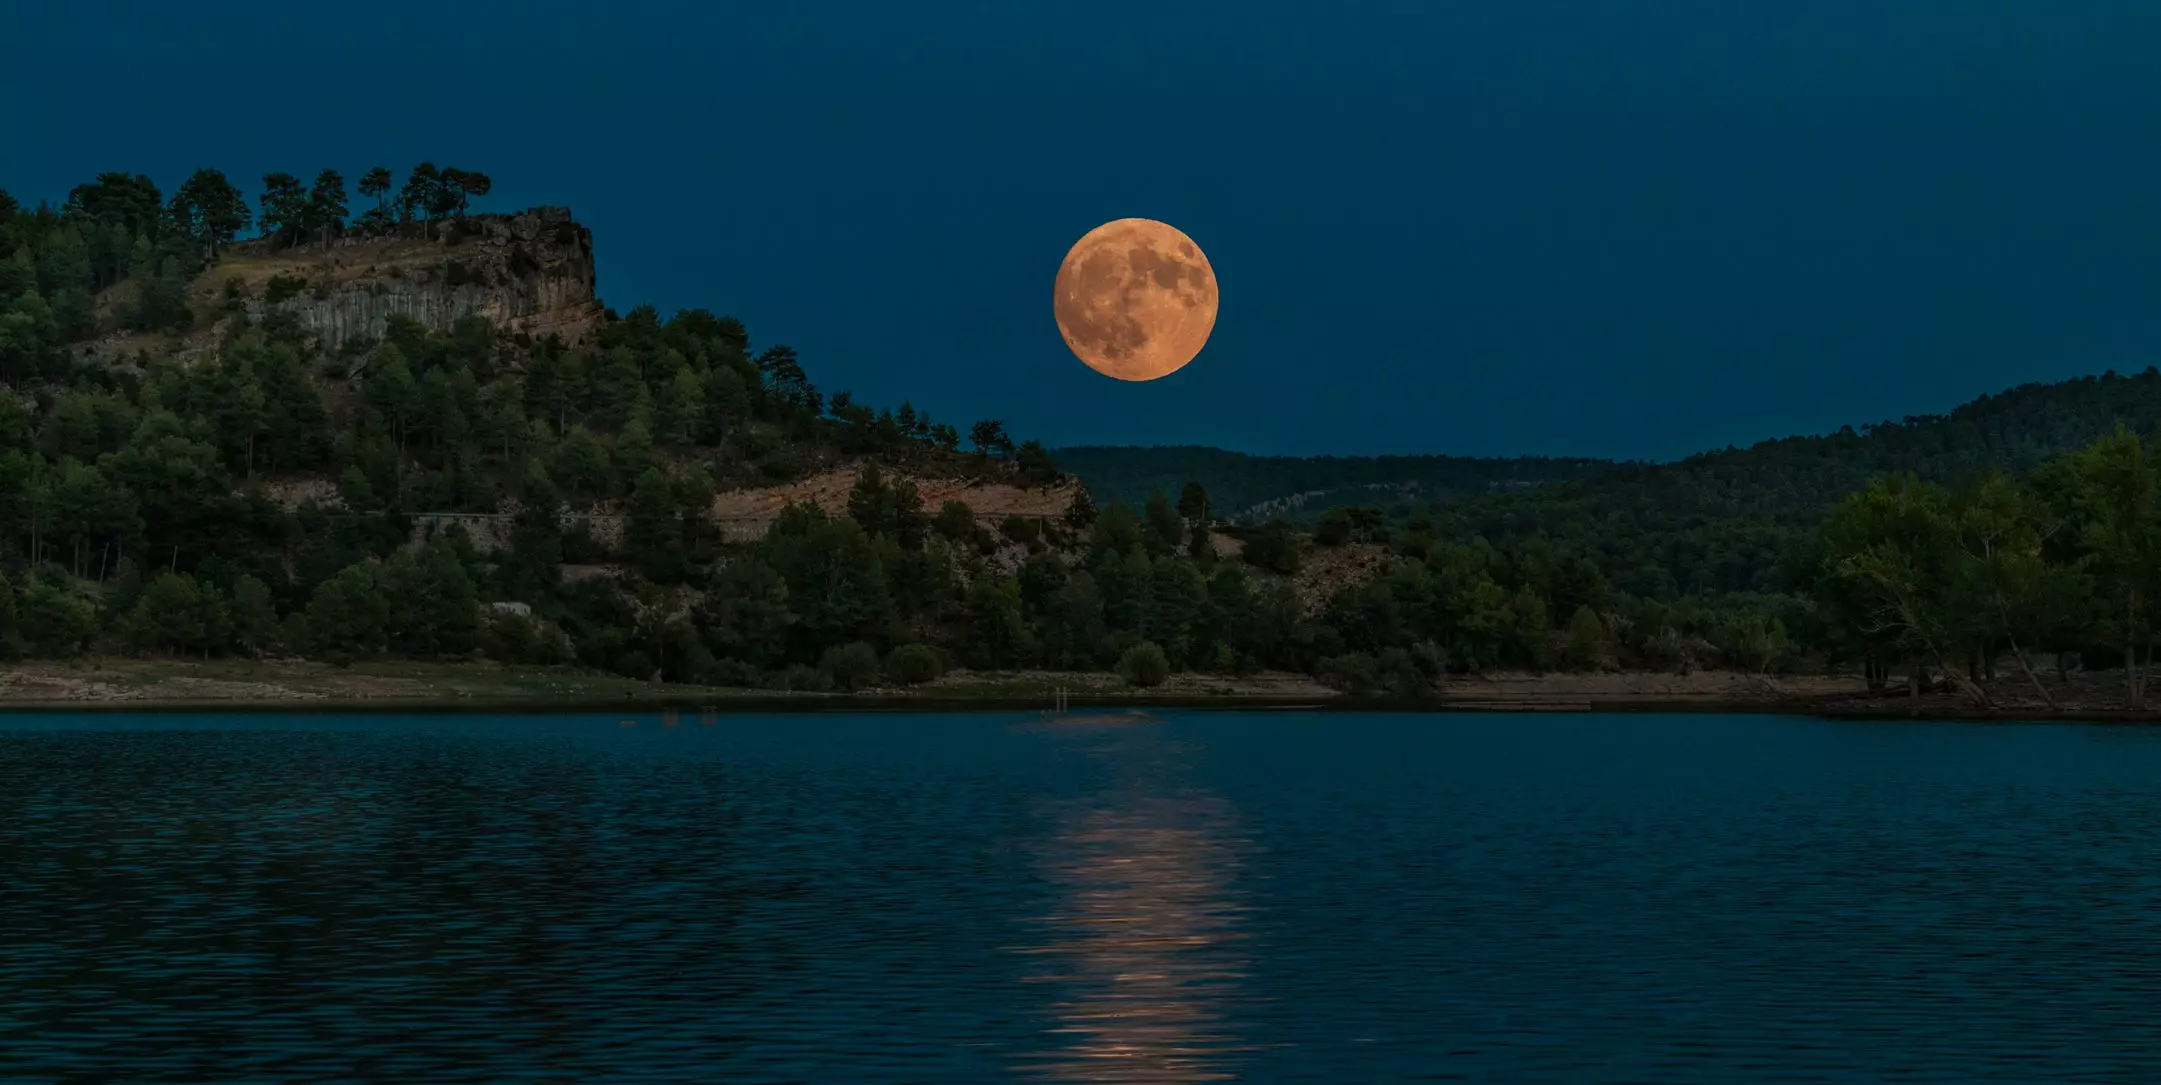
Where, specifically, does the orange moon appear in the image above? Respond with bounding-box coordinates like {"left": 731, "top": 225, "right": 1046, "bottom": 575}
{"left": 1052, "top": 218, "right": 1219, "bottom": 381}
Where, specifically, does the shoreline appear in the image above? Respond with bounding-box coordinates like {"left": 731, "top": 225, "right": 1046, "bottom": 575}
{"left": 3, "top": 696, "right": 2156, "bottom": 724}
{"left": 1, "top": 659, "right": 2154, "bottom": 723}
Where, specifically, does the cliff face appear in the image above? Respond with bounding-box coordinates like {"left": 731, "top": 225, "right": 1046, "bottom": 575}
{"left": 230, "top": 207, "right": 603, "bottom": 353}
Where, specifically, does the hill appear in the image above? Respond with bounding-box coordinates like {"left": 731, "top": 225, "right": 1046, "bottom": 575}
{"left": 1056, "top": 445, "right": 1619, "bottom": 523}
{"left": 1065, "top": 368, "right": 2161, "bottom": 598}
{"left": 1440, "top": 368, "right": 2161, "bottom": 598}
{"left": 0, "top": 164, "right": 1091, "bottom": 689}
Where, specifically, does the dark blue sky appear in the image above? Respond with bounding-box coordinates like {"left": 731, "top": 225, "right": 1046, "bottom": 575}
{"left": 7, "top": 1, "right": 2159, "bottom": 459}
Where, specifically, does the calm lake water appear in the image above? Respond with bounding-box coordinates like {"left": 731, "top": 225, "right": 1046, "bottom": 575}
{"left": 7, "top": 709, "right": 2161, "bottom": 1083}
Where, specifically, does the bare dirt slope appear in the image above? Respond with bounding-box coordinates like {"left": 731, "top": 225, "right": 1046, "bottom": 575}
{"left": 1233, "top": 541, "right": 1389, "bottom": 615}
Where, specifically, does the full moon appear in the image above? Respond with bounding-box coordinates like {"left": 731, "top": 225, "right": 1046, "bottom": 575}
{"left": 1052, "top": 218, "right": 1218, "bottom": 382}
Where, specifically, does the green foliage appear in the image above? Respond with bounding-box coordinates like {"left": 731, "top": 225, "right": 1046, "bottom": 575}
{"left": 306, "top": 564, "right": 388, "bottom": 661}
{"left": 1564, "top": 604, "right": 1607, "bottom": 671}
{"left": 18, "top": 574, "right": 97, "bottom": 658}
{"left": 969, "top": 419, "right": 1012, "bottom": 459}
{"left": 1317, "top": 652, "right": 1380, "bottom": 694}
{"left": 264, "top": 274, "right": 308, "bottom": 304}
{"left": 964, "top": 575, "right": 1034, "bottom": 668}
{"left": 1143, "top": 489, "right": 1184, "bottom": 555}
{"left": 1015, "top": 440, "right": 1060, "bottom": 485}
{"left": 0, "top": 570, "right": 20, "bottom": 659}
{"left": 1063, "top": 486, "right": 1097, "bottom": 530}
{"left": 885, "top": 643, "right": 945, "bottom": 685}
{"left": 168, "top": 168, "right": 251, "bottom": 261}
{"left": 933, "top": 500, "right": 977, "bottom": 543}
{"left": 1115, "top": 640, "right": 1170, "bottom": 688}
{"left": 1061, "top": 445, "right": 1614, "bottom": 525}
{"left": 818, "top": 641, "right": 882, "bottom": 690}
{"left": 306, "top": 170, "right": 348, "bottom": 249}
{"left": 1241, "top": 518, "right": 1301, "bottom": 574}
{"left": 129, "top": 572, "right": 225, "bottom": 656}
{"left": 258, "top": 172, "right": 309, "bottom": 247}
{"left": 1315, "top": 506, "right": 1389, "bottom": 546}
{"left": 231, "top": 574, "right": 279, "bottom": 655}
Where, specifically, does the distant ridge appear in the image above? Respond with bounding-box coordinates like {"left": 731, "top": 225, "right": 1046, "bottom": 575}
{"left": 1059, "top": 367, "right": 2161, "bottom": 539}
{"left": 1054, "top": 444, "right": 1620, "bottom": 523}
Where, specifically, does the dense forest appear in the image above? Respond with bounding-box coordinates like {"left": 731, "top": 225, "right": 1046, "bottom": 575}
{"left": 3, "top": 165, "right": 2160, "bottom": 705}
{"left": 1057, "top": 444, "right": 1619, "bottom": 522}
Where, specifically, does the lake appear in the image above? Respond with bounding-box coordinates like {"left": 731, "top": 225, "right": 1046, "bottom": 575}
{"left": 6, "top": 709, "right": 2161, "bottom": 1082}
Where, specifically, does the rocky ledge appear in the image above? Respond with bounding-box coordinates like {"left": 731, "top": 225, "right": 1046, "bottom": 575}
{"left": 242, "top": 206, "right": 603, "bottom": 353}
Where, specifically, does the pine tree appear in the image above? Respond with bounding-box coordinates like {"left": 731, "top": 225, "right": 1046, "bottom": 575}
{"left": 166, "top": 168, "right": 251, "bottom": 263}
{"left": 258, "top": 173, "right": 308, "bottom": 247}
{"left": 307, "top": 170, "right": 348, "bottom": 250}
{"left": 358, "top": 165, "right": 397, "bottom": 231}
{"left": 232, "top": 575, "right": 279, "bottom": 656}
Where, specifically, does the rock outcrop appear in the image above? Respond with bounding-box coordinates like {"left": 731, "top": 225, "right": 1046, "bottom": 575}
{"left": 235, "top": 207, "right": 602, "bottom": 353}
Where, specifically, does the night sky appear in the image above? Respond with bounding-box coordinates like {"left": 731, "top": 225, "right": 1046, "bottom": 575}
{"left": 6, "top": 1, "right": 2159, "bottom": 460}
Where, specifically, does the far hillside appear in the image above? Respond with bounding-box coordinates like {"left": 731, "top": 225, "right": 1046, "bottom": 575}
{"left": 1056, "top": 445, "right": 1619, "bottom": 523}
{"left": 1065, "top": 369, "right": 2161, "bottom": 599}
{"left": 1436, "top": 367, "right": 2161, "bottom": 598}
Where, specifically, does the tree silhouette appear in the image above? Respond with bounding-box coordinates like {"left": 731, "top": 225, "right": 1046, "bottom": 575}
{"left": 969, "top": 419, "right": 1011, "bottom": 461}
{"left": 307, "top": 170, "right": 348, "bottom": 251}
{"left": 257, "top": 173, "right": 307, "bottom": 248}
{"left": 166, "top": 169, "right": 251, "bottom": 263}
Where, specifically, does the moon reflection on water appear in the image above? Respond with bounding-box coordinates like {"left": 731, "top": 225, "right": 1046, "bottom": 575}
{"left": 1011, "top": 718, "right": 1258, "bottom": 1083}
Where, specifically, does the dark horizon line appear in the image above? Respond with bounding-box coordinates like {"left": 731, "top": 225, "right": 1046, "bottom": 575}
{"left": 1055, "top": 363, "right": 2161, "bottom": 465}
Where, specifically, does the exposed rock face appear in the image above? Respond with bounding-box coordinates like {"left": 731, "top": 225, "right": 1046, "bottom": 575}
{"left": 242, "top": 207, "right": 602, "bottom": 353}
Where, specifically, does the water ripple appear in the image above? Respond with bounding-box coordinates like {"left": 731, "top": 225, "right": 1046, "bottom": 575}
{"left": 6, "top": 712, "right": 2161, "bottom": 1082}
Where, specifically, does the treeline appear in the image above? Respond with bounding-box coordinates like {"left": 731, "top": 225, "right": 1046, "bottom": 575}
{"left": 1809, "top": 429, "right": 2161, "bottom": 709}
{"left": 1057, "top": 444, "right": 1618, "bottom": 523}
{"left": 0, "top": 163, "right": 493, "bottom": 354}
{"left": 1277, "top": 426, "right": 2161, "bottom": 701}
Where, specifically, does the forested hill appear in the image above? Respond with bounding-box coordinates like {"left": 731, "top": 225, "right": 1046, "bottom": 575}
{"left": 1061, "top": 368, "right": 2161, "bottom": 601}
{"left": 1442, "top": 367, "right": 2161, "bottom": 598}
{"left": 1055, "top": 445, "right": 1620, "bottom": 522}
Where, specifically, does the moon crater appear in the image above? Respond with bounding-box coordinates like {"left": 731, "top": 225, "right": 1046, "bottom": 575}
{"left": 1053, "top": 218, "right": 1218, "bottom": 382}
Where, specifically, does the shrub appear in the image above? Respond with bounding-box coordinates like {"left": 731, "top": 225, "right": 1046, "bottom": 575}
{"left": 757, "top": 449, "right": 800, "bottom": 480}
{"left": 885, "top": 643, "right": 945, "bottom": 685}
{"left": 1314, "top": 506, "right": 1389, "bottom": 547}
{"left": 1376, "top": 647, "right": 1436, "bottom": 698}
{"left": 933, "top": 500, "right": 976, "bottom": 541}
{"left": 696, "top": 657, "right": 759, "bottom": 688}
{"left": 1116, "top": 641, "right": 1170, "bottom": 688}
{"left": 1000, "top": 515, "right": 1043, "bottom": 547}
{"left": 781, "top": 663, "right": 829, "bottom": 692}
{"left": 1241, "top": 518, "right": 1301, "bottom": 574}
{"left": 1317, "top": 652, "right": 1380, "bottom": 695}
{"left": 480, "top": 612, "right": 575, "bottom": 666}
{"left": 263, "top": 274, "right": 309, "bottom": 304}
{"left": 1565, "top": 604, "right": 1609, "bottom": 671}
{"left": 819, "top": 641, "right": 882, "bottom": 691}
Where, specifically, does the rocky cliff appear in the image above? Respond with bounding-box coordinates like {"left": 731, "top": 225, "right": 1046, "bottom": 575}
{"left": 219, "top": 207, "right": 603, "bottom": 354}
